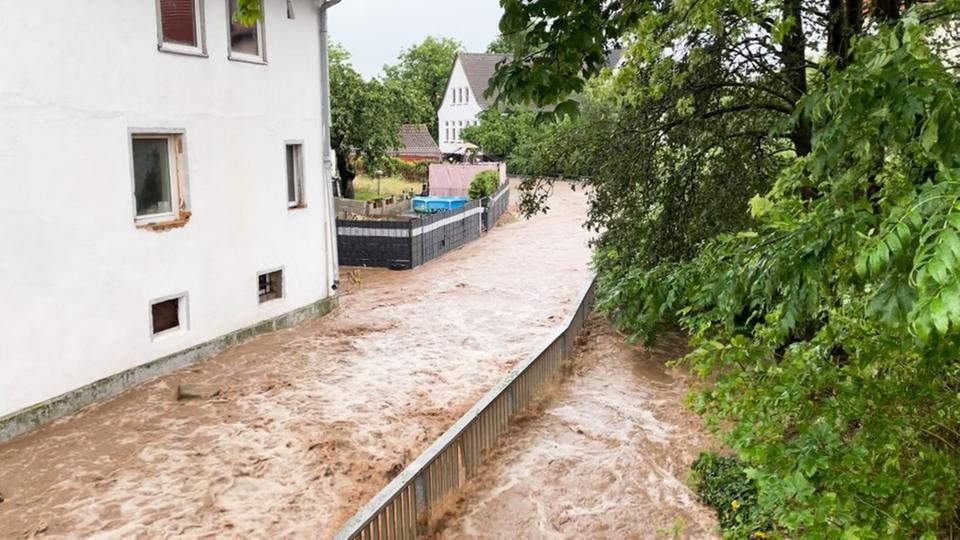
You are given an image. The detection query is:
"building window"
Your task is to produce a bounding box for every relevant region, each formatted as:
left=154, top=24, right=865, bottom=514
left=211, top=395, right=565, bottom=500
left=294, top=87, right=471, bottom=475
left=156, top=0, right=206, bottom=56
left=286, top=0, right=295, bottom=19
left=228, top=0, right=266, bottom=63
left=465, top=88, right=470, bottom=103
left=130, top=133, right=187, bottom=224
left=258, top=269, right=284, bottom=303
left=151, top=294, right=187, bottom=337
left=286, top=143, right=304, bottom=208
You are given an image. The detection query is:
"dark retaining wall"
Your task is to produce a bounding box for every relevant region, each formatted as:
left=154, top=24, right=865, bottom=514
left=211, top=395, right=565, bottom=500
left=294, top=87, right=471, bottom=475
left=337, top=185, right=509, bottom=270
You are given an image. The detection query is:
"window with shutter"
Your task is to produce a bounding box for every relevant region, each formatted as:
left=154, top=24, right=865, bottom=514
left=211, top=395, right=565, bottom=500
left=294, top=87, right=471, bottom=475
left=160, top=0, right=196, bottom=46
left=156, top=0, right=205, bottom=55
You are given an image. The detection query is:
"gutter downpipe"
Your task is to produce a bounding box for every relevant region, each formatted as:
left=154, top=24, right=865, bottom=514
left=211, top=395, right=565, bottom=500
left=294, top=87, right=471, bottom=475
left=318, top=0, right=342, bottom=292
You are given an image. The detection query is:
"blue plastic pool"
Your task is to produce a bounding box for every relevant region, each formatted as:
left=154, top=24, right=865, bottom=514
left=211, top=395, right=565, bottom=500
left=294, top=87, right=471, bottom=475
left=412, top=196, right=469, bottom=213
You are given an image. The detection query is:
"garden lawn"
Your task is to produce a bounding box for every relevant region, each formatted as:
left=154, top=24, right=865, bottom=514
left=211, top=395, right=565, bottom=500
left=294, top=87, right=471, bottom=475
left=352, top=175, right=423, bottom=201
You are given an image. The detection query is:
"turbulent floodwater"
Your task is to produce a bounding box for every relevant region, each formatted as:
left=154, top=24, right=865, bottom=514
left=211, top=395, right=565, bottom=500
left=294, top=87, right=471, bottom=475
left=0, top=182, right=592, bottom=539
left=436, top=317, right=721, bottom=539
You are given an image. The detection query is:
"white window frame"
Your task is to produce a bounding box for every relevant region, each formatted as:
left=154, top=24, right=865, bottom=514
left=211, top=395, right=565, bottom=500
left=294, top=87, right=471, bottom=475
left=285, top=141, right=305, bottom=208
left=155, top=0, right=208, bottom=57
left=128, top=129, right=189, bottom=225
left=465, top=87, right=470, bottom=103
left=226, top=0, right=267, bottom=64
left=149, top=292, right=189, bottom=340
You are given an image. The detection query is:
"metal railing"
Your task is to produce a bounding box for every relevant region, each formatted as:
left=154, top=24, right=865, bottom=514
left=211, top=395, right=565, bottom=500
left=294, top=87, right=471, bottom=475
left=334, top=276, right=597, bottom=540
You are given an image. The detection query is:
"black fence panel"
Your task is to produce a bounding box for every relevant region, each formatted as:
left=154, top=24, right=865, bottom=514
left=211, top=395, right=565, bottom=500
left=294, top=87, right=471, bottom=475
left=336, top=220, right=414, bottom=269
left=337, top=195, right=496, bottom=270
left=483, top=183, right=510, bottom=232
left=414, top=200, right=483, bottom=263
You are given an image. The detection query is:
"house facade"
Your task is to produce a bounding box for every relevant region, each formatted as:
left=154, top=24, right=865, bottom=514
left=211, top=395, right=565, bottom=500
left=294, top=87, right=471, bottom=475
left=437, top=50, right=625, bottom=157
left=437, top=53, right=508, bottom=156
left=0, top=0, right=338, bottom=436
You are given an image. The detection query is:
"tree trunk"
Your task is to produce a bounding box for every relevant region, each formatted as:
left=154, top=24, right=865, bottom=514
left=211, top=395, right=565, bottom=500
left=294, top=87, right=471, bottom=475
left=827, top=0, right=864, bottom=68
left=335, top=150, right=356, bottom=199
left=781, top=0, right=811, bottom=156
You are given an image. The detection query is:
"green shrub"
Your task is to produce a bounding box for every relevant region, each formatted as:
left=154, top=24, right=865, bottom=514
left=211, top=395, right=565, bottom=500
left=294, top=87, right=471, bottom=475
left=354, top=155, right=431, bottom=181
left=691, top=452, right=767, bottom=536
left=468, top=170, right=500, bottom=200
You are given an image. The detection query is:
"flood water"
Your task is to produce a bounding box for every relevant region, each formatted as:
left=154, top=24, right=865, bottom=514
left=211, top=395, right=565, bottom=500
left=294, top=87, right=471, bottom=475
left=436, top=317, right=720, bottom=539
left=0, top=181, right=592, bottom=539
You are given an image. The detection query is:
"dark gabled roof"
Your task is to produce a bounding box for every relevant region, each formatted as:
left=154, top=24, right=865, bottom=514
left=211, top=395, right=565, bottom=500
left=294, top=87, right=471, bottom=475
left=458, top=52, right=511, bottom=109
left=387, top=124, right=441, bottom=158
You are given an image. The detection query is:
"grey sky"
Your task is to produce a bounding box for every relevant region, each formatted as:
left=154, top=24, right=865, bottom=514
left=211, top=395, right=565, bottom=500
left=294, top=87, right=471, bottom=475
left=329, top=0, right=504, bottom=79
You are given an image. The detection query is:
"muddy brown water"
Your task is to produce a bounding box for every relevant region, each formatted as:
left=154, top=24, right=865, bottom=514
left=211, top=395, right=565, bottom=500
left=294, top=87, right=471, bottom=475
left=0, top=182, right=591, bottom=539
left=435, top=317, right=721, bottom=540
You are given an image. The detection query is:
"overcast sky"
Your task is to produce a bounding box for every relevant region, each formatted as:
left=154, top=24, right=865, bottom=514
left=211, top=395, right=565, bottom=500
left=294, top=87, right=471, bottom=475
left=329, top=0, right=504, bottom=79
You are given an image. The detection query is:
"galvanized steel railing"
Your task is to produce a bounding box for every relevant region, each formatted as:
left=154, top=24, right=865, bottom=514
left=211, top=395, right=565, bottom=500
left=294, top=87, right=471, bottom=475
left=334, top=276, right=597, bottom=540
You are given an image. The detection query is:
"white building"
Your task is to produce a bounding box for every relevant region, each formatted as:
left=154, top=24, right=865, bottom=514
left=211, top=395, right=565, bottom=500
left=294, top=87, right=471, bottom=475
left=437, top=53, right=508, bottom=156
left=0, top=0, right=339, bottom=439
left=437, top=50, right=626, bottom=157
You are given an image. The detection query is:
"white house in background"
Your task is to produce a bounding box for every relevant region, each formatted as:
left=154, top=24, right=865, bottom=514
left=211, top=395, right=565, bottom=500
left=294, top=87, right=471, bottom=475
left=437, top=50, right=627, bottom=157
left=0, top=0, right=339, bottom=439
left=438, top=53, right=509, bottom=156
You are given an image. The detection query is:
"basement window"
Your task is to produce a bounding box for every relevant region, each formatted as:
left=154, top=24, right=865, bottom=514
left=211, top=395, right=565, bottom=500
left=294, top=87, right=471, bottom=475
left=131, top=133, right=189, bottom=227
left=258, top=269, right=284, bottom=303
left=228, top=0, right=266, bottom=63
left=156, top=0, right=207, bottom=56
left=151, top=295, right=186, bottom=336
left=286, top=143, right=305, bottom=208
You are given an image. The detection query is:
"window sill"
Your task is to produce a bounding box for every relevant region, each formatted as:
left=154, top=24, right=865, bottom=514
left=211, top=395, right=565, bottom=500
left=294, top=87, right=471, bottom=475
left=288, top=203, right=308, bottom=211
left=228, top=54, right=268, bottom=65
left=158, top=44, right=208, bottom=58
left=136, top=210, right=192, bottom=232
left=151, top=326, right=183, bottom=341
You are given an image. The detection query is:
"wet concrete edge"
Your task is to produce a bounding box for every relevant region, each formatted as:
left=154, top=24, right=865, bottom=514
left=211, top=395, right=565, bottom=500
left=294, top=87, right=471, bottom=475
left=334, top=275, right=596, bottom=540
left=0, top=295, right=339, bottom=443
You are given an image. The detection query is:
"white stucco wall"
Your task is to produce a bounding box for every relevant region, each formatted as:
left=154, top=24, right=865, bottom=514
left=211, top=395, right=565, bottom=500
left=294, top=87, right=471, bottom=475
left=438, top=58, right=484, bottom=155
left=0, top=0, right=335, bottom=417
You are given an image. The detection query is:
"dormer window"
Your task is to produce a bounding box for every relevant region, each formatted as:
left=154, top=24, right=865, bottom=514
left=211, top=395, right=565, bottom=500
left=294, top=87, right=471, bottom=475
left=156, top=0, right=207, bottom=56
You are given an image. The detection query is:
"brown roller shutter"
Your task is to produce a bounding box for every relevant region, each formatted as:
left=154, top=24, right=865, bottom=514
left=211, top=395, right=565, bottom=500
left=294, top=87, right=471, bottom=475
left=160, top=0, right=197, bottom=47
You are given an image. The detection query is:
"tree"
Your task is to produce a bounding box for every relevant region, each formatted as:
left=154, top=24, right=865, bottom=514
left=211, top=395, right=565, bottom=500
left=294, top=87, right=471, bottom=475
left=494, top=0, right=957, bottom=266
left=383, top=37, right=462, bottom=138
left=329, top=45, right=404, bottom=198
left=605, top=17, right=960, bottom=534
left=460, top=109, right=539, bottom=162
left=486, top=33, right=522, bottom=54
left=233, top=0, right=265, bottom=24
left=494, top=0, right=960, bottom=534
